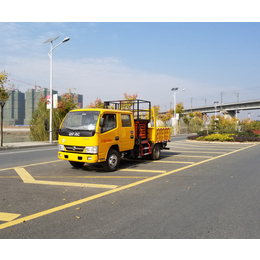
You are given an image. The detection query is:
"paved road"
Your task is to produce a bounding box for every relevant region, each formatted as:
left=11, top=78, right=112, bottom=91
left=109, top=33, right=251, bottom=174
left=0, top=138, right=259, bottom=239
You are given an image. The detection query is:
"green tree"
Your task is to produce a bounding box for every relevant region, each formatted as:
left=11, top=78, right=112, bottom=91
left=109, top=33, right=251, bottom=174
left=87, top=93, right=138, bottom=110
left=57, top=93, right=78, bottom=119
left=0, top=70, right=11, bottom=101
left=247, top=120, right=260, bottom=131
left=158, top=109, right=172, bottom=126
left=120, top=93, right=138, bottom=110
left=183, top=111, right=204, bottom=133
left=210, top=114, right=238, bottom=133
left=29, top=94, right=77, bottom=141
left=0, top=71, right=11, bottom=146
left=87, top=97, right=105, bottom=108
left=153, top=105, right=160, bottom=120
left=29, top=96, right=50, bottom=141
left=172, top=102, right=184, bottom=117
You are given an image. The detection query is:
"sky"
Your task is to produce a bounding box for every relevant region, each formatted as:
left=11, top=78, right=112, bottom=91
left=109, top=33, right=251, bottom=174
left=1, top=2, right=260, bottom=120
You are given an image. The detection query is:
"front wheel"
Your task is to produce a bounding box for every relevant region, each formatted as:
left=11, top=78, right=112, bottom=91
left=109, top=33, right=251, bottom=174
left=150, top=144, right=161, bottom=160
left=69, top=161, right=85, bottom=168
left=103, top=149, right=120, bottom=172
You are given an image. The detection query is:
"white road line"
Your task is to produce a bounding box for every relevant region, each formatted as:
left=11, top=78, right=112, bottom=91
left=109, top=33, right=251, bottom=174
left=0, top=147, right=58, bottom=155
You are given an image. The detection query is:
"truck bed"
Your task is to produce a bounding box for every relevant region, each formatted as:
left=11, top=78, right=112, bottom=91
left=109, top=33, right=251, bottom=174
left=148, top=127, right=171, bottom=144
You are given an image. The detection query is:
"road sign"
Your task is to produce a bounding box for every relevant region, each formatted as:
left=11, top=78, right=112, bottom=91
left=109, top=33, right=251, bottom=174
left=47, top=95, right=51, bottom=109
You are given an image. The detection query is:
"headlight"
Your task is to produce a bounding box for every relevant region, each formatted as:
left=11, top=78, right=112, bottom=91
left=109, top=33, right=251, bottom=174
left=85, top=146, right=98, bottom=154
left=59, top=144, right=65, bottom=151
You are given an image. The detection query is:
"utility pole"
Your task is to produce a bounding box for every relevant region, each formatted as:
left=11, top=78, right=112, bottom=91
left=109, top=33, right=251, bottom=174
left=221, top=92, right=225, bottom=104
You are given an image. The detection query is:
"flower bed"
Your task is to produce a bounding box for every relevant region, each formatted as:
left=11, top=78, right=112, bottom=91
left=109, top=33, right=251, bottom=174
left=187, top=132, right=260, bottom=142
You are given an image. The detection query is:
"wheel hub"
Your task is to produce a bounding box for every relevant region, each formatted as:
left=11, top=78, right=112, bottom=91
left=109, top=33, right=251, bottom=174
left=109, top=154, right=118, bottom=168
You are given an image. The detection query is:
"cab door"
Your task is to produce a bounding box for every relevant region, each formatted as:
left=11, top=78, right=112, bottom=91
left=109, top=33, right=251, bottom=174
left=98, top=113, right=119, bottom=161
left=119, top=114, right=135, bottom=151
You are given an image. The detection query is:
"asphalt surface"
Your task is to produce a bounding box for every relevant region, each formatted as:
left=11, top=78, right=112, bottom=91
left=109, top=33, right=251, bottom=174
left=0, top=136, right=260, bottom=240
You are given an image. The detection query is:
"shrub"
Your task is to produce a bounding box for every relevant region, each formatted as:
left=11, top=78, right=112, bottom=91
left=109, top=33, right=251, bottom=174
left=237, top=131, right=260, bottom=137
left=231, top=135, right=260, bottom=142
left=187, top=135, right=200, bottom=140
left=196, top=134, right=235, bottom=142
left=197, top=130, right=207, bottom=136
left=188, top=131, right=260, bottom=142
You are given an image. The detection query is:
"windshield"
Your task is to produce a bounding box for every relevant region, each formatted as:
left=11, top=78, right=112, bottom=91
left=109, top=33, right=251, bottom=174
left=60, top=111, right=100, bottom=136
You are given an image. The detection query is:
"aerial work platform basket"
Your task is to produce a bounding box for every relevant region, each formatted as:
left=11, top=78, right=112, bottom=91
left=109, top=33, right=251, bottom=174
left=104, top=99, right=151, bottom=122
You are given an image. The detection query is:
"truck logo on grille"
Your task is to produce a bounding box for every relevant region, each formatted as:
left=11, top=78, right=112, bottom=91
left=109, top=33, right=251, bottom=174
left=73, top=146, right=77, bottom=151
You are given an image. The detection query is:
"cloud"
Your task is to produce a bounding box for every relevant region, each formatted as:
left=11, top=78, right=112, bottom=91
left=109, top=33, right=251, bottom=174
left=5, top=54, right=202, bottom=110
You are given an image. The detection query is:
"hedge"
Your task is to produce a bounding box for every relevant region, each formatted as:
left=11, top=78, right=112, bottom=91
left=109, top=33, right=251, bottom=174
left=187, top=132, right=260, bottom=142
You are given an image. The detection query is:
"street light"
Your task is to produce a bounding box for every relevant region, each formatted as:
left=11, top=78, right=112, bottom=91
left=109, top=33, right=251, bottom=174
left=235, top=109, right=240, bottom=131
left=44, top=36, right=70, bottom=143
left=214, top=101, right=219, bottom=131
left=171, top=87, right=185, bottom=136
left=214, top=101, right=219, bottom=119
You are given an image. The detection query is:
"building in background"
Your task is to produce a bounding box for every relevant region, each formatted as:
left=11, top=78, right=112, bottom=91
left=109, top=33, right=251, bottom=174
left=24, top=88, right=58, bottom=125
left=3, top=87, right=83, bottom=126
left=66, top=93, right=83, bottom=108
left=3, top=90, right=25, bottom=125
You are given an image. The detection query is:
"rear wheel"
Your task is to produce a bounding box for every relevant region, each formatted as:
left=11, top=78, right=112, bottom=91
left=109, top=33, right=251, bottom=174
left=150, top=144, right=161, bottom=160
left=69, top=161, right=85, bottom=168
left=103, top=149, right=120, bottom=172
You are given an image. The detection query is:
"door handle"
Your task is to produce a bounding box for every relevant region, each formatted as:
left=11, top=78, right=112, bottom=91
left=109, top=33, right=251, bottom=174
left=115, top=136, right=119, bottom=141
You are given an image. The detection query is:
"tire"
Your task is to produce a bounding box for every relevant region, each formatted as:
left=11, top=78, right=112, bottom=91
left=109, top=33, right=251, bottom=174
left=103, top=149, right=120, bottom=172
left=69, top=161, right=85, bottom=168
left=150, top=144, right=161, bottom=160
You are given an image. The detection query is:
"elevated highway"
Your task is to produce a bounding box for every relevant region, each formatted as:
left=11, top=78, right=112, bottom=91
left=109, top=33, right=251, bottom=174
left=184, top=100, right=260, bottom=117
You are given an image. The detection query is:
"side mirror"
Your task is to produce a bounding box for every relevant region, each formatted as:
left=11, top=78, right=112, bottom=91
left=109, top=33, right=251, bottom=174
left=44, top=118, right=49, bottom=131
left=99, top=118, right=104, bottom=127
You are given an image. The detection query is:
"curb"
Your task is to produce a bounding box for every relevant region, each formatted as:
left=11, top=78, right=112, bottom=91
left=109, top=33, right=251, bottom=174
left=0, top=142, right=58, bottom=150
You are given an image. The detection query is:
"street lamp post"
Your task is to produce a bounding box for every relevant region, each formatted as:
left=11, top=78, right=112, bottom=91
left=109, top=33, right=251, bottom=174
left=0, top=100, right=5, bottom=147
left=214, top=101, right=219, bottom=119
left=235, top=109, right=238, bottom=131
left=44, top=36, right=70, bottom=143
left=214, top=101, right=219, bottom=131
left=171, top=87, right=185, bottom=136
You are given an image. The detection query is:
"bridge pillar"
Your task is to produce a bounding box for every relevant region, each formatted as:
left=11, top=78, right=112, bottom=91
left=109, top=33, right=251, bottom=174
left=222, top=110, right=236, bottom=119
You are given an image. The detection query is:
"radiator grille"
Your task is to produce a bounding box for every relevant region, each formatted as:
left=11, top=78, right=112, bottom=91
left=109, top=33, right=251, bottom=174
left=65, top=146, right=85, bottom=152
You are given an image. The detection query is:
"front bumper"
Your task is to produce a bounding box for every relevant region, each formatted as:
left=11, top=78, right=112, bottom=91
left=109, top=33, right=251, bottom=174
left=58, top=151, right=100, bottom=163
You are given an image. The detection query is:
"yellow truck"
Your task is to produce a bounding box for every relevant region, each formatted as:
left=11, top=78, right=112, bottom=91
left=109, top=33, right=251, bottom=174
left=57, top=99, right=171, bottom=171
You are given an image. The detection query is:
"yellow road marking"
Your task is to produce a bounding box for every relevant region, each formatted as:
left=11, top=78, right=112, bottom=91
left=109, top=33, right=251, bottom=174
left=162, top=155, right=213, bottom=158
left=0, top=160, right=61, bottom=172
left=153, top=161, right=194, bottom=164
left=167, top=150, right=226, bottom=154
left=0, top=212, right=21, bottom=222
left=15, top=167, right=34, bottom=182
left=168, top=146, right=238, bottom=150
left=0, top=144, right=257, bottom=230
left=124, top=158, right=195, bottom=164
left=119, top=169, right=166, bottom=173
left=0, top=175, right=148, bottom=179
left=14, top=167, right=118, bottom=189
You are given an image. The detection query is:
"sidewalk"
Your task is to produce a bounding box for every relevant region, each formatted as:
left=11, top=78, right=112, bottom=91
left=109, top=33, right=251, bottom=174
left=0, top=141, right=58, bottom=150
